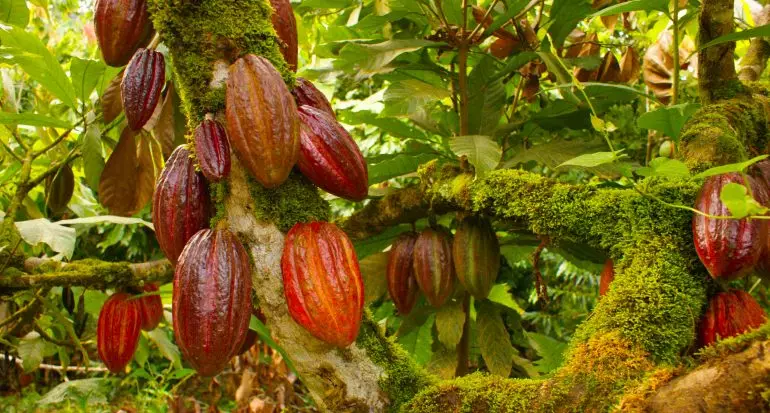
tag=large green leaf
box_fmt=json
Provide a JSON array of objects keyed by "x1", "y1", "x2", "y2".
[
  {"x1": 338, "y1": 39, "x2": 442, "y2": 77},
  {"x1": 635, "y1": 157, "x2": 690, "y2": 180},
  {"x1": 147, "y1": 329, "x2": 182, "y2": 369},
  {"x1": 15, "y1": 218, "x2": 76, "y2": 259},
  {"x1": 527, "y1": 332, "x2": 567, "y2": 373},
  {"x1": 590, "y1": 0, "x2": 669, "y2": 17},
  {"x1": 547, "y1": 0, "x2": 593, "y2": 49},
  {"x1": 37, "y1": 378, "x2": 117, "y2": 406},
  {"x1": 367, "y1": 152, "x2": 439, "y2": 185},
  {"x1": 700, "y1": 23, "x2": 770, "y2": 50},
  {"x1": 80, "y1": 126, "x2": 105, "y2": 190},
  {"x1": 435, "y1": 298, "x2": 465, "y2": 348},
  {"x1": 0, "y1": 0, "x2": 29, "y2": 27},
  {"x1": 0, "y1": 112, "x2": 72, "y2": 128},
  {"x1": 691, "y1": 155, "x2": 768, "y2": 180},
  {"x1": 637, "y1": 103, "x2": 701, "y2": 140},
  {"x1": 558, "y1": 150, "x2": 625, "y2": 168},
  {"x1": 353, "y1": 225, "x2": 410, "y2": 259},
  {"x1": 468, "y1": 56, "x2": 506, "y2": 135},
  {"x1": 70, "y1": 58, "x2": 107, "y2": 103},
  {"x1": 449, "y1": 135, "x2": 502, "y2": 178},
  {"x1": 476, "y1": 302, "x2": 514, "y2": 377},
  {"x1": 18, "y1": 332, "x2": 54, "y2": 372},
  {"x1": 398, "y1": 312, "x2": 434, "y2": 365},
  {"x1": 381, "y1": 78, "x2": 451, "y2": 117}
]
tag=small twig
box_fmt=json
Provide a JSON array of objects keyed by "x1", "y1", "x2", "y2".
[
  {"x1": 532, "y1": 237, "x2": 550, "y2": 305},
  {"x1": 0, "y1": 289, "x2": 46, "y2": 330},
  {"x1": 34, "y1": 323, "x2": 75, "y2": 348},
  {"x1": 0, "y1": 139, "x2": 22, "y2": 163},
  {"x1": 26, "y1": 149, "x2": 81, "y2": 190},
  {"x1": 10, "y1": 130, "x2": 29, "y2": 152},
  {"x1": 32, "y1": 129, "x2": 72, "y2": 159},
  {"x1": 1, "y1": 354, "x2": 108, "y2": 373}
]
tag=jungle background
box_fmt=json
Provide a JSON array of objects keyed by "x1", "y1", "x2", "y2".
[{"x1": 1, "y1": 0, "x2": 770, "y2": 411}]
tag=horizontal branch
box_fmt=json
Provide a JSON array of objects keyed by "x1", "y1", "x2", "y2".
[{"x1": 1, "y1": 354, "x2": 109, "y2": 373}]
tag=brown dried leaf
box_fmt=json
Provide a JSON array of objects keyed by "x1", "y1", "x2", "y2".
[
  {"x1": 601, "y1": 15, "x2": 618, "y2": 31},
  {"x1": 642, "y1": 32, "x2": 695, "y2": 103},
  {"x1": 135, "y1": 131, "x2": 163, "y2": 213},
  {"x1": 153, "y1": 82, "x2": 177, "y2": 158},
  {"x1": 618, "y1": 47, "x2": 641, "y2": 84},
  {"x1": 597, "y1": 52, "x2": 621, "y2": 83},
  {"x1": 101, "y1": 70, "x2": 124, "y2": 124},
  {"x1": 564, "y1": 30, "x2": 586, "y2": 58},
  {"x1": 522, "y1": 74, "x2": 540, "y2": 102}
]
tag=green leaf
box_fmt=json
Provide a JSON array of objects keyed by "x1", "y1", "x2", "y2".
[
  {"x1": 495, "y1": 51, "x2": 539, "y2": 80},
  {"x1": 250, "y1": 316, "x2": 298, "y2": 375},
  {"x1": 398, "y1": 313, "x2": 434, "y2": 365},
  {"x1": 0, "y1": 112, "x2": 72, "y2": 128},
  {"x1": 359, "y1": 252, "x2": 388, "y2": 305},
  {"x1": 435, "y1": 298, "x2": 465, "y2": 348},
  {"x1": 485, "y1": 0, "x2": 529, "y2": 35},
  {"x1": 635, "y1": 157, "x2": 690, "y2": 180},
  {"x1": 354, "y1": 225, "x2": 409, "y2": 259},
  {"x1": 720, "y1": 182, "x2": 750, "y2": 218},
  {"x1": 637, "y1": 103, "x2": 701, "y2": 140},
  {"x1": 0, "y1": 0, "x2": 29, "y2": 27},
  {"x1": 427, "y1": 347, "x2": 458, "y2": 379},
  {"x1": 487, "y1": 284, "x2": 524, "y2": 314},
  {"x1": 80, "y1": 126, "x2": 105, "y2": 190},
  {"x1": 548, "y1": 0, "x2": 593, "y2": 49},
  {"x1": 526, "y1": 332, "x2": 567, "y2": 373},
  {"x1": 449, "y1": 135, "x2": 502, "y2": 178},
  {"x1": 590, "y1": 0, "x2": 669, "y2": 17},
  {"x1": 691, "y1": 155, "x2": 768, "y2": 180},
  {"x1": 147, "y1": 329, "x2": 182, "y2": 369},
  {"x1": 15, "y1": 218, "x2": 76, "y2": 259},
  {"x1": 700, "y1": 23, "x2": 770, "y2": 50},
  {"x1": 476, "y1": 303, "x2": 514, "y2": 377},
  {"x1": 367, "y1": 152, "x2": 440, "y2": 185},
  {"x1": 70, "y1": 58, "x2": 107, "y2": 103},
  {"x1": 557, "y1": 150, "x2": 624, "y2": 168},
  {"x1": 381, "y1": 78, "x2": 451, "y2": 118},
  {"x1": 338, "y1": 39, "x2": 442, "y2": 77},
  {"x1": 57, "y1": 215, "x2": 154, "y2": 230},
  {"x1": 134, "y1": 334, "x2": 150, "y2": 367},
  {"x1": 37, "y1": 378, "x2": 116, "y2": 406},
  {"x1": 468, "y1": 56, "x2": 506, "y2": 135},
  {"x1": 18, "y1": 332, "x2": 50, "y2": 372}
]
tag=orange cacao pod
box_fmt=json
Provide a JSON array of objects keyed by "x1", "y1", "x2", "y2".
[
  {"x1": 698, "y1": 289, "x2": 767, "y2": 348},
  {"x1": 138, "y1": 283, "x2": 163, "y2": 331},
  {"x1": 97, "y1": 292, "x2": 142, "y2": 373},
  {"x1": 122, "y1": 49, "x2": 165, "y2": 131},
  {"x1": 452, "y1": 216, "x2": 500, "y2": 300},
  {"x1": 152, "y1": 146, "x2": 212, "y2": 265},
  {"x1": 297, "y1": 105, "x2": 369, "y2": 201},
  {"x1": 94, "y1": 0, "x2": 154, "y2": 67},
  {"x1": 387, "y1": 232, "x2": 420, "y2": 315},
  {"x1": 173, "y1": 228, "x2": 253, "y2": 377},
  {"x1": 194, "y1": 119, "x2": 231, "y2": 182},
  {"x1": 599, "y1": 259, "x2": 614, "y2": 297},
  {"x1": 269, "y1": 0, "x2": 298, "y2": 71},
  {"x1": 693, "y1": 173, "x2": 768, "y2": 280},
  {"x1": 282, "y1": 221, "x2": 364, "y2": 347},
  {"x1": 225, "y1": 55, "x2": 300, "y2": 188},
  {"x1": 413, "y1": 227, "x2": 455, "y2": 308},
  {"x1": 292, "y1": 78, "x2": 335, "y2": 118}
]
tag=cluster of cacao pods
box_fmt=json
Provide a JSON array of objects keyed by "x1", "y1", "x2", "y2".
[{"x1": 96, "y1": 285, "x2": 163, "y2": 373}]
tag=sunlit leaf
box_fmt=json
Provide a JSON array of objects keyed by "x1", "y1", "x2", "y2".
[
  {"x1": 15, "y1": 218, "x2": 76, "y2": 259},
  {"x1": 691, "y1": 155, "x2": 768, "y2": 180},
  {"x1": 558, "y1": 150, "x2": 624, "y2": 168},
  {"x1": 477, "y1": 302, "x2": 514, "y2": 377},
  {"x1": 0, "y1": 0, "x2": 29, "y2": 27},
  {"x1": 435, "y1": 298, "x2": 465, "y2": 348},
  {"x1": 0, "y1": 112, "x2": 72, "y2": 128},
  {"x1": 637, "y1": 103, "x2": 701, "y2": 140},
  {"x1": 449, "y1": 135, "x2": 502, "y2": 178},
  {"x1": 359, "y1": 252, "x2": 388, "y2": 304}
]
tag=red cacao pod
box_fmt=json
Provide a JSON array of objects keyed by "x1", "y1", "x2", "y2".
[
  {"x1": 94, "y1": 0, "x2": 154, "y2": 67},
  {"x1": 269, "y1": 0, "x2": 298, "y2": 71},
  {"x1": 292, "y1": 78, "x2": 335, "y2": 118},
  {"x1": 387, "y1": 232, "x2": 420, "y2": 315},
  {"x1": 152, "y1": 146, "x2": 212, "y2": 265},
  {"x1": 693, "y1": 173, "x2": 767, "y2": 280},
  {"x1": 297, "y1": 105, "x2": 369, "y2": 201},
  {"x1": 122, "y1": 49, "x2": 165, "y2": 131},
  {"x1": 599, "y1": 259, "x2": 614, "y2": 297},
  {"x1": 282, "y1": 222, "x2": 364, "y2": 347},
  {"x1": 138, "y1": 283, "x2": 163, "y2": 331},
  {"x1": 225, "y1": 55, "x2": 300, "y2": 188},
  {"x1": 194, "y1": 119, "x2": 231, "y2": 182},
  {"x1": 452, "y1": 216, "x2": 500, "y2": 300},
  {"x1": 698, "y1": 289, "x2": 767, "y2": 348},
  {"x1": 97, "y1": 292, "x2": 142, "y2": 373},
  {"x1": 413, "y1": 227, "x2": 456, "y2": 308},
  {"x1": 173, "y1": 228, "x2": 253, "y2": 377}
]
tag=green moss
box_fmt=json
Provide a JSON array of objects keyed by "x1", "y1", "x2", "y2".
[
  {"x1": 248, "y1": 172, "x2": 329, "y2": 232},
  {"x1": 209, "y1": 180, "x2": 230, "y2": 227},
  {"x1": 696, "y1": 321, "x2": 770, "y2": 361},
  {"x1": 0, "y1": 220, "x2": 25, "y2": 270}
]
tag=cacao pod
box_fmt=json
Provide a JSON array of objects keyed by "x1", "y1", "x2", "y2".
[
  {"x1": 413, "y1": 227, "x2": 455, "y2": 308},
  {"x1": 693, "y1": 173, "x2": 767, "y2": 280},
  {"x1": 225, "y1": 55, "x2": 300, "y2": 188},
  {"x1": 269, "y1": 0, "x2": 298, "y2": 71},
  {"x1": 138, "y1": 283, "x2": 163, "y2": 331},
  {"x1": 291, "y1": 78, "x2": 335, "y2": 118},
  {"x1": 282, "y1": 221, "x2": 364, "y2": 347},
  {"x1": 194, "y1": 119, "x2": 231, "y2": 182},
  {"x1": 452, "y1": 216, "x2": 500, "y2": 300},
  {"x1": 152, "y1": 146, "x2": 212, "y2": 265},
  {"x1": 122, "y1": 49, "x2": 165, "y2": 131},
  {"x1": 297, "y1": 105, "x2": 369, "y2": 201},
  {"x1": 61, "y1": 287, "x2": 75, "y2": 315},
  {"x1": 97, "y1": 292, "x2": 142, "y2": 373},
  {"x1": 74, "y1": 293, "x2": 88, "y2": 338},
  {"x1": 173, "y1": 228, "x2": 253, "y2": 377},
  {"x1": 386, "y1": 232, "x2": 420, "y2": 315},
  {"x1": 698, "y1": 289, "x2": 767, "y2": 348},
  {"x1": 94, "y1": 0, "x2": 154, "y2": 67},
  {"x1": 599, "y1": 259, "x2": 614, "y2": 297},
  {"x1": 45, "y1": 164, "x2": 74, "y2": 214}
]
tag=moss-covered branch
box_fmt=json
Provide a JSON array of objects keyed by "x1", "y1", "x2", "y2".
[{"x1": 738, "y1": 6, "x2": 770, "y2": 81}]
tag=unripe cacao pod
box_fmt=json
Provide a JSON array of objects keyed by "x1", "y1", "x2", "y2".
[
  {"x1": 292, "y1": 78, "x2": 335, "y2": 118},
  {"x1": 599, "y1": 259, "x2": 614, "y2": 297},
  {"x1": 152, "y1": 146, "x2": 212, "y2": 265},
  {"x1": 173, "y1": 228, "x2": 253, "y2": 377},
  {"x1": 269, "y1": 0, "x2": 298, "y2": 71},
  {"x1": 45, "y1": 165, "x2": 74, "y2": 214},
  {"x1": 94, "y1": 0, "x2": 154, "y2": 67},
  {"x1": 194, "y1": 119, "x2": 231, "y2": 182},
  {"x1": 693, "y1": 173, "x2": 767, "y2": 280},
  {"x1": 61, "y1": 287, "x2": 75, "y2": 315},
  {"x1": 97, "y1": 292, "x2": 142, "y2": 373},
  {"x1": 138, "y1": 283, "x2": 163, "y2": 331},
  {"x1": 297, "y1": 106, "x2": 369, "y2": 201},
  {"x1": 413, "y1": 227, "x2": 455, "y2": 308},
  {"x1": 122, "y1": 49, "x2": 165, "y2": 131},
  {"x1": 386, "y1": 232, "x2": 420, "y2": 315},
  {"x1": 452, "y1": 217, "x2": 500, "y2": 300},
  {"x1": 698, "y1": 289, "x2": 767, "y2": 348},
  {"x1": 225, "y1": 55, "x2": 300, "y2": 188},
  {"x1": 282, "y1": 221, "x2": 364, "y2": 347}
]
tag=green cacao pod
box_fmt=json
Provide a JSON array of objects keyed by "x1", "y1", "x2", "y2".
[
  {"x1": 698, "y1": 289, "x2": 767, "y2": 348},
  {"x1": 297, "y1": 105, "x2": 369, "y2": 201},
  {"x1": 45, "y1": 164, "x2": 74, "y2": 214},
  {"x1": 173, "y1": 228, "x2": 253, "y2": 377},
  {"x1": 152, "y1": 146, "x2": 212, "y2": 264},
  {"x1": 194, "y1": 119, "x2": 231, "y2": 182},
  {"x1": 94, "y1": 0, "x2": 154, "y2": 67},
  {"x1": 97, "y1": 292, "x2": 142, "y2": 373},
  {"x1": 138, "y1": 283, "x2": 163, "y2": 331},
  {"x1": 693, "y1": 173, "x2": 768, "y2": 280},
  {"x1": 122, "y1": 49, "x2": 165, "y2": 131},
  {"x1": 269, "y1": 0, "x2": 298, "y2": 71},
  {"x1": 225, "y1": 55, "x2": 300, "y2": 188},
  {"x1": 386, "y1": 232, "x2": 420, "y2": 315},
  {"x1": 292, "y1": 78, "x2": 335, "y2": 118},
  {"x1": 282, "y1": 221, "x2": 364, "y2": 347},
  {"x1": 452, "y1": 216, "x2": 500, "y2": 300},
  {"x1": 599, "y1": 259, "x2": 614, "y2": 297},
  {"x1": 413, "y1": 227, "x2": 455, "y2": 308}
]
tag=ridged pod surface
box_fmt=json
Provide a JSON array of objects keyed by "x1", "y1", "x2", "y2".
[
  {"x1": 173, "y1": 228, "x2": 253, "y2": 377},
  {"x1": 194, "y1": 119, "x2": 231, "y2": 182},
  {"x1": 282, "y1": 222, "x2": 364, "y2": 347},
  {"x1": 45, "y1": 165, "x2": 74, "y2": 214},
  {"x1": 122, "y1": 49, "x2": 165, "y2": 131},
  {"x1": 94, "y1": 0, "x2": 154, "y2": 67},
  {"x1": 297, "y1": 106, "x2": 369, "y2": 201},
  {"x1": 225, "y1": 55, "x2": 300, "y2": 188},
  {"x1": 152, "y1": 146, "x2": 212, "y2": 265},
  {"x1": 386, "y1": 232, "x2": 420, "y2": 315},
  {"x1": 698, "y1": 289, "x2": 767, "y2": 348},
  {"x1": 452, "y1": 216, "x2": 500, "y2": 300},
  {"x1": 693, "y1": 173, "x2": 768, "y2": 280},
  {"x1": 97, "y1": 292, "x2": 142, "y2": 373},
  {"x1": 413, "y1": 227, "x2": 455, "y2": 308},
  {"x1": 138, "y1": 283, "x2": 163, "y2": 331},
  {"x1": 599, "y1": 259, "x2": 614, "y2": 297},
  {"x1": 292, "y1": 78, "x2": 335, "y2": 118},
  {"x1": 269, "y1": 0, "x2": 298, "y2": 71}
]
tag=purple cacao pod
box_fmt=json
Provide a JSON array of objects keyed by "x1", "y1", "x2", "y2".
[
  {"x1": 194, "y1": 119, "x2": 231, "y2": 182},
  {"x1": 122, "y1": 49, "x2": 165, "y2": 131},
  {"x1": 94, "y1": 0, "x2": 154, "y2": 67}
]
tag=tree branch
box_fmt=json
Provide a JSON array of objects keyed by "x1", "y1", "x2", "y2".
[
  {"x1": 738, "y1": 6, "x2": 770, "y2": 82},
  {"x1": 699, "y1": 0, "x2": 746, "y2": 102}
]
